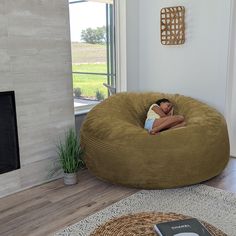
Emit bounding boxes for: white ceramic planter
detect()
[64,172,78,185]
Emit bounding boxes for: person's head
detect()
[156,98,172,114]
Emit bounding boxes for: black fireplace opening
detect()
[0,91,20,174]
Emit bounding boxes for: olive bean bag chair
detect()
[80,92,229,189]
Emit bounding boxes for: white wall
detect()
[226,0,236,157]
[0,0,74,197]
[228,72,236,156]
[126,0,139,91]
[138,0,231,114]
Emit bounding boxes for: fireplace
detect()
[0,91,20,174]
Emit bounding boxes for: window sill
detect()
[74,98,100,116]
[74,106,94,116]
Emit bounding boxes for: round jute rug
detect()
[90,212,227,236]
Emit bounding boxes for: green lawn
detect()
[71,43,110,99]
[72,63,108,99]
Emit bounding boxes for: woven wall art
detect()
[160,6,185,45]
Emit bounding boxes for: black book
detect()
[154,218,212,236]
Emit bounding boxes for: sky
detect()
[69,2,106,42]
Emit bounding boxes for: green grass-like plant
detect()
[96,89,105,101]
[57,129,85,173]
[74,87,82,97]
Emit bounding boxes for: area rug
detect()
[55,185,236,236]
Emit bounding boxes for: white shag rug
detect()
[55,185,236,236]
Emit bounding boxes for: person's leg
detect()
[150,115,184,135]
[170,121,186,130]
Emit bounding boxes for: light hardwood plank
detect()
[204,157,236,192]
[0,170,137,236]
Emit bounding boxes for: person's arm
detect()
[167,107,174,116]
[152,105,168,117]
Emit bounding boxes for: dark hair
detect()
[156,98,170,106]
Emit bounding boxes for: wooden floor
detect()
[0,158,235,236]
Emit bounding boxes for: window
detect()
[69,0,116,114]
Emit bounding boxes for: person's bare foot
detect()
[149,129,158,135]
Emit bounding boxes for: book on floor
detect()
[154,218,212,236]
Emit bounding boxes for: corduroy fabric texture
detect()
[80,92,229,189]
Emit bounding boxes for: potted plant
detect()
[57,128,85,185]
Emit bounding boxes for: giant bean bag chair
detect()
[80,92,229,189]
